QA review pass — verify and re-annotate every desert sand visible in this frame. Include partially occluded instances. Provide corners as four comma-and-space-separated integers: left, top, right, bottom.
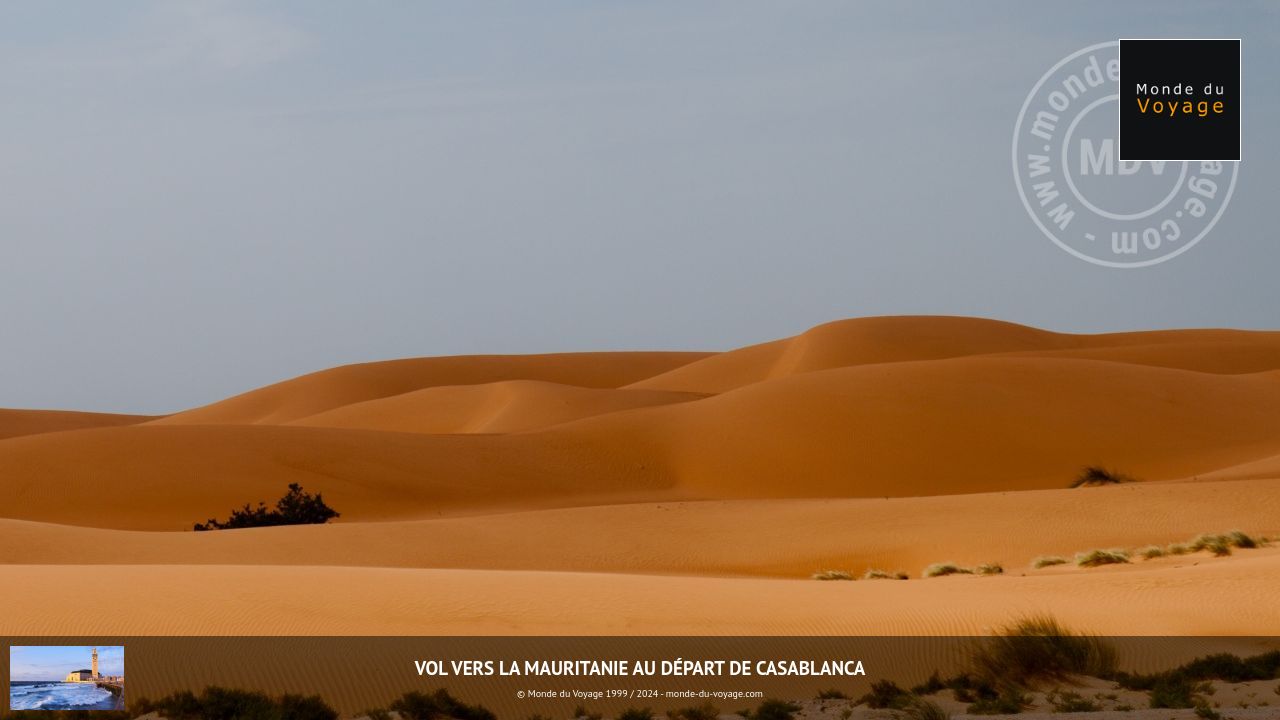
2, 316, 1279, 637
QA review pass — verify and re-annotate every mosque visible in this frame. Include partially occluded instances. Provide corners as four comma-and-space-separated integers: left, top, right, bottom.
64, 648, 115, 683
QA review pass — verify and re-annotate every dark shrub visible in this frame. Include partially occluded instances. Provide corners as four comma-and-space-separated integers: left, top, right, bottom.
857, 680, 912, 709
617, 707, 654, 720
1149, 675, 1197, 709
392, 689, 496, 720
970, 615, 1117, 686
966, 688, 1028, 715
1071, 466, 1134, 487
666, 703, 718, 720
816, 688, 848, 699
195, 483, 340, 531
751, 699, 801, 720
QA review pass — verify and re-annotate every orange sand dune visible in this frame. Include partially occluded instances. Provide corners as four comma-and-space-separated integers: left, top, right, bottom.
617, 357, 1280, 499
5, 316, 1280, 638
152, 351, 710, 425
991, 340, 1280, 375
289, 380, 705, 434
3, 479, 1277, 578
3, 552, 1278, 636
0, 408, 153, 441
0, 423, 672, 530
629, 316, 1280, 393
4, 357, 1280, 530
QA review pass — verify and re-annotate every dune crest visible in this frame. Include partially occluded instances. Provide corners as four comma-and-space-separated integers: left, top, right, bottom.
289, 380, 706, 434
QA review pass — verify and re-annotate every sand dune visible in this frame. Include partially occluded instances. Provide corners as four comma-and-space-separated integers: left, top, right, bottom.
4, 478, 1277, 578
629, 316, 1280, 393
151, 351, 710, 425
0, 408, 152, 441
4, 356, 1280, 530
3, 552, 1278, 636
0, 423, 674, 530
4, 316, 1280, 637
290, 380, 705, 434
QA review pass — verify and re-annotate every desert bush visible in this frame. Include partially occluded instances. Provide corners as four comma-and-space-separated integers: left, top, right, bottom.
862, 568, 909, 580
970, 615, 1117, 687
131, 686, 337, 720
1195, 704, 1223, 719
1075, 548, 1130, 567
1148, 675, 1198, 709
750, 699, 801, 720
1071, 466, 1133, 488
903, 699, 952, 720
965, 688, 1028, 715
666, 704, 718, 720
1190, 534, 1232, 556
975, 562, 1003, 576
1139, 544, 1166, 559
573, 705, 603, 720
392, 690, 496, 720
923, 562, 973, 578
1167, 542, 1193, 555
1031, 555, 1068, 569
194, 483, 340, 531
815, 689, 848, 699
616, 710, 653, 720
1046, 689, 1101, 712
857, 680, 912, 709
911, 671, 947, 696
1227, 529, 1260, 548
811, 569, 853, 580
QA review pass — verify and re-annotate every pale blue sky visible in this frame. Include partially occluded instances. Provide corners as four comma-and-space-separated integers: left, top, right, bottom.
2, 1, 1277, 414
9, 646, 125, 681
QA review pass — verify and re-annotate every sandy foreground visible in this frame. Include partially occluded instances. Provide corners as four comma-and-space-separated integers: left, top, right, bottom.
1, 316, 1279, 637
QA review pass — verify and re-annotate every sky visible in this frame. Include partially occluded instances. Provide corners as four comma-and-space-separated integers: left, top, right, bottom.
9, 646, 125, 681
1, 1, 1278, 414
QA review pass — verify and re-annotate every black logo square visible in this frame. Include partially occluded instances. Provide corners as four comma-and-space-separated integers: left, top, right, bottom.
1119, 39, 1240, 161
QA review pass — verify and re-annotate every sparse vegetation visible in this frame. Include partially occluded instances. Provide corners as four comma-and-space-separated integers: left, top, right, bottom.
965, 688, 1028, 715
131, 687, 339, 720
617, 708, 654, 720
666, 703, 718, 720
1138, 544, 1166, 559
573, 705, 603, 720
750, 699, 800, 720
194, 483, 340, 531
857, 680, 913, 710
392, 690, 496, 720
903, 698, 951, 720
1190, 533, 1233, 557
1070, 465, 1134, 488
815, 689, 848, 700
970, 615, 1117, 687
1031, 555, 1068, 569
1075, 548, 1130, 567
975, 562, 1004, 576
923, 562, 973, 578
1045, 689, 1102, 712
1195, 703, 1224, 719
811, 569, 854, 581
862, 568, 909, 580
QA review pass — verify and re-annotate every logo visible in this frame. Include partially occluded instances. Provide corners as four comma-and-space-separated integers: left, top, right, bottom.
1012, 41, 1237, 268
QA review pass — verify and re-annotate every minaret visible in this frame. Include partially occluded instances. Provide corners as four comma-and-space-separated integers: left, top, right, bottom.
92, 648, 99, 679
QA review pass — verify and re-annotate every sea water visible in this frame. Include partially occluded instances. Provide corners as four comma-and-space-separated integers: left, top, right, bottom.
8, 681, 123, 711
